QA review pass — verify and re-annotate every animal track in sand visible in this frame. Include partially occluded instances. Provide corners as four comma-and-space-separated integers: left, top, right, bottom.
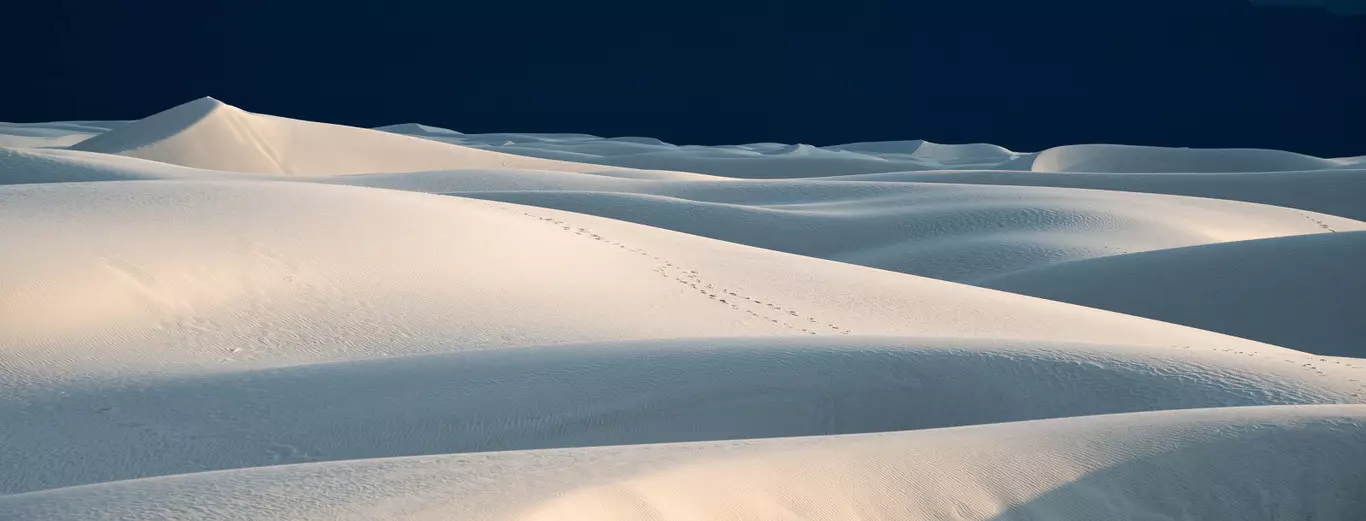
509, 208, 854, 336
1297, 211, 1338, 233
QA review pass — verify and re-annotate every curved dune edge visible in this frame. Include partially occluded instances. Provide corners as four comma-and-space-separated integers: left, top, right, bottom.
64, 97, 690, 177
1029, 143, 1339, 173
822, 167, 1366, 221
5, 146, 1362, 284
2, 336, 1361, 494
4, 179, 1315, 384
415, 184, 1362, 282
981, 231, 1366, 357
3, 405, 1362, 521
10, 102, 1355, 179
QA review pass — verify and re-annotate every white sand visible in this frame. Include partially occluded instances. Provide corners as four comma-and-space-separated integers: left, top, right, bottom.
981, 231, 1366, 356
67, 97, 682, 177
1, 98, 1362, 519
4, 406, 1363, 520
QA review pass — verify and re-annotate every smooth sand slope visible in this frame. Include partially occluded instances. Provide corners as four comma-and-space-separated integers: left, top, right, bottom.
982, 231, 1366, 357
404, 180, 1362, 282
67, 97, 693, 176
3, 406, 1363, 521
3, 336, 1361, 494
832, 168, 1366, 222
5, 179, 1299, 381
376, 123, 1366, 218
0, 121, 108, 148
382, 123, 1357, 175
376, 130, 1030, 177
2, 99, 1363, 519
7, 143, 1360, 283
0, 146, 256, 184
1028, 143, 1342, 173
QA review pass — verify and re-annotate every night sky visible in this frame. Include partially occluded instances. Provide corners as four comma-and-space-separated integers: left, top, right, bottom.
4, 0, 1363, 156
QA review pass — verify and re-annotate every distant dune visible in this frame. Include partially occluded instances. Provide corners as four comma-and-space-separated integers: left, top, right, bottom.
68, 97, 664, 175
1029, 143, 1340, 173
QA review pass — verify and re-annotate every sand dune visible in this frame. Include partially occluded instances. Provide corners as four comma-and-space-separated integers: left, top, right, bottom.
10, 139, 1358, 283
0, 146, 255, 184
827, 139, 1018, 162
3, 336, 1360, 494
0, 124, 98, 148
67, 98, 672, 176
381, 126, 1033, 176
460, 139, 1022, 177
380, 124, 1353, 178
372, 123, 464, 136
1029, 143, 1342, 173
982, 231, 1366, 357
4, 405, 1362, 521
0, 145, 713, 186
5, 179, 1297, 382
2, 100, 1362, 519
394, 180, 1362, 282
831, 168, 1366, 221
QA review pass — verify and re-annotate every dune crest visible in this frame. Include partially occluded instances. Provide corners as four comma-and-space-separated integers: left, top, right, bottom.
69, 97, 643, 175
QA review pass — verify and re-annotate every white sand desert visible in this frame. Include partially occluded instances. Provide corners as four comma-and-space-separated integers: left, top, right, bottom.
1, 97, 1363, 520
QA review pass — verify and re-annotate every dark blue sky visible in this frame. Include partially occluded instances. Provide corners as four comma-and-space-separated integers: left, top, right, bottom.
4, 0, 1363, 155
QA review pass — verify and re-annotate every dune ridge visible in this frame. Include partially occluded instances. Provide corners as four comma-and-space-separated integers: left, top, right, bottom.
4, 406, 1363, 521
68, 97, 675, 176
981, 231, 1366, 356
